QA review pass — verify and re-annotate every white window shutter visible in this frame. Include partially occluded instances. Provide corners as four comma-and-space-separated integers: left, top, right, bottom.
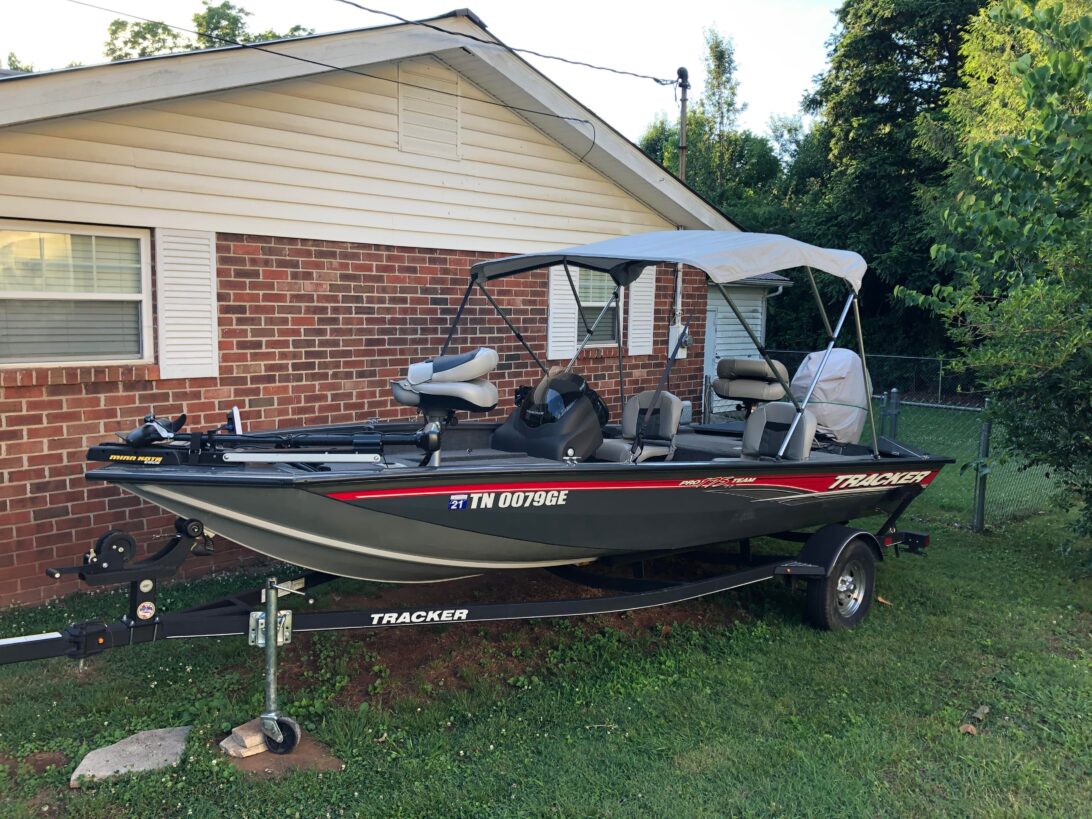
547, 265, 578, 360
627, 266, 656, 356
155, 229, 219, 379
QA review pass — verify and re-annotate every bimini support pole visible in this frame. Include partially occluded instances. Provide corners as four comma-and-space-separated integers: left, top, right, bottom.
853, 297, 881, 459
439, 280, 476, 356
805, 267, 833, 339
711, 280, 800, 412
565, 288, 620, 373
777, 291, 856, 458
474, 280, 548, 375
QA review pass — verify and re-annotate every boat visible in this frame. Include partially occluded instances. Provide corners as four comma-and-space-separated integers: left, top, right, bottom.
82, 231, 950, 584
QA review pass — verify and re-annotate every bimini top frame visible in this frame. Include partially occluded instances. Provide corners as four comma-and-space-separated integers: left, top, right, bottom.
449, 231, 879, 459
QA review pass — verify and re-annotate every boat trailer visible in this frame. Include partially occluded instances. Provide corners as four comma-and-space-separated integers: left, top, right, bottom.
0, 517, 927, 754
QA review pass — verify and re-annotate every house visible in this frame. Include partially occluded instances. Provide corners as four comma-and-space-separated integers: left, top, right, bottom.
0, 10, 784, 606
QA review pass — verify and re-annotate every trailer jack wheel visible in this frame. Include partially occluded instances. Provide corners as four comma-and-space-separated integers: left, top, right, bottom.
263, 716, 301, 755
805, 537, 876, 631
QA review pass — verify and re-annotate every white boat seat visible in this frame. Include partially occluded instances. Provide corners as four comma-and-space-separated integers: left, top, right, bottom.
392, 347, 499, 414
713, 358, 788, 414
742, 401, 817, 460
596, 390, 683, 463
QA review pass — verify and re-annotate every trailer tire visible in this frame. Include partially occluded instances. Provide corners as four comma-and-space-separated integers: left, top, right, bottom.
264, 717, 301, 755
805, 537, 875, 631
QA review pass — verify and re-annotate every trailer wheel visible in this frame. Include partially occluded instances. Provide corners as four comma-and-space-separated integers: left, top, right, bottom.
805, 538, 875, 630
263, 717, 301, 755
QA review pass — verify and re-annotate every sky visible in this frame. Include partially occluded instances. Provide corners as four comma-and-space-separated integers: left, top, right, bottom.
1, 0, 841, 141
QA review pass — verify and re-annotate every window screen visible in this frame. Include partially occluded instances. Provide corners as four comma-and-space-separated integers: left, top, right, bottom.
0, 226, 147, 364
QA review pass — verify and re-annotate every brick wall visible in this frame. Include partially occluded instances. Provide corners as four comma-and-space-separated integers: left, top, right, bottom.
0, 233, 706, 607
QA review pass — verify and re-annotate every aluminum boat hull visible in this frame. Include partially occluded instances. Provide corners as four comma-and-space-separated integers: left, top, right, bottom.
92, 457, 946, 583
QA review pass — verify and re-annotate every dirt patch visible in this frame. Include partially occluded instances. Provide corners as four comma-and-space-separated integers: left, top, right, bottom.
0, 752, 16, 781
279, 566, 741, 709
24, 751, 69, 775
226, 735, 343, 778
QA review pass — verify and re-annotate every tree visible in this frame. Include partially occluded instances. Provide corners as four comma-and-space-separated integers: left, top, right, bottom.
4, 52, 34, 72
801, 0, 987, 346
638, 30, 786, 230
905, 0, 1092, 529
104, 1, 313, 61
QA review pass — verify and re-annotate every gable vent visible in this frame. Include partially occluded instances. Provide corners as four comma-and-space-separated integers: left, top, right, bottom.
398, 58, 461, 160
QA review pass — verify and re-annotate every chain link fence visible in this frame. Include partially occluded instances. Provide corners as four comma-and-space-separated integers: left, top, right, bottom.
765, 351, 1057, 530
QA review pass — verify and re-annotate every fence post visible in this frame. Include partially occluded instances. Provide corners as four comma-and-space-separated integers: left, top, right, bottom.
888, 387, 900, 440
972, 397, 992, 533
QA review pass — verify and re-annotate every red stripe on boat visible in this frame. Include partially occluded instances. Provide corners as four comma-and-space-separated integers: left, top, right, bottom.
325, 469, 939, 502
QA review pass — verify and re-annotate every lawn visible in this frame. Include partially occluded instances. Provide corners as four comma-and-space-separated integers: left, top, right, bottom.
0, 500, 1088, 817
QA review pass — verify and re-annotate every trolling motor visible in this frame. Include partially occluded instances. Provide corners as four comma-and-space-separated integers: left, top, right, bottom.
122, 413, 187, 447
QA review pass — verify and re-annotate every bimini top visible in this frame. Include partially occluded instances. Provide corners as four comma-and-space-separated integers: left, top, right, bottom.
471, 230, 868, 292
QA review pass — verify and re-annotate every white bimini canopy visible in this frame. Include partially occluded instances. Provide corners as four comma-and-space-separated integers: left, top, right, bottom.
470, 231, 868, 292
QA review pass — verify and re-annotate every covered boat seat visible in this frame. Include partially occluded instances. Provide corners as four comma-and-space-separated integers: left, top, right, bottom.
392, 347, 499, 415
713, 358, 789, 416
742, 401, 817, 460
596, 390, 683, 463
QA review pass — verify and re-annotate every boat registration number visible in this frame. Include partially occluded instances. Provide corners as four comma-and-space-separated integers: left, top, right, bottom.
449, 490, 569, 510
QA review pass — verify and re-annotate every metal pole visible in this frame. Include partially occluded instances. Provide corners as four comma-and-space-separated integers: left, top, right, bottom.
972, 398, 992, 533
673, 67, 689, 328
677, 67, 689, 183
711, 280, 801, 412
260, 577, 282, 744
439, 280, 475, 356
777, 292, 855, 457
852, 297, 880, 458
889, 388, 900, 440
475, 281, 548, 374
806, 268, 833, 339
565, 289, 620, 373
702, 375, 712, 424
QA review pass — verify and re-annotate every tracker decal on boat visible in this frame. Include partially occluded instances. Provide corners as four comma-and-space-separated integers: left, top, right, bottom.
369, 609, 468, 625
328, 470, 939, 502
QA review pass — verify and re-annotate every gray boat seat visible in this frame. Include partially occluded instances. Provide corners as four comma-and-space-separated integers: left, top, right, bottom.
742, 401, 817, 460
713, 358, 788, 416
392, 347, 499, 414
596, 390, 683, 463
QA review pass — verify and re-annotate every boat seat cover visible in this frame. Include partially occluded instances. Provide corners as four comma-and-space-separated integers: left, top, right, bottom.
391, 377, 498, 411
742, 401, 817, 460
595, 390, 682, 463
406, 347, 498, 385
789, 348, 871, 444
712, 357, 788, 403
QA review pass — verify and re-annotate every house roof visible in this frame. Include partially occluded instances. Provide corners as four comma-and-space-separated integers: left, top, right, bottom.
0, 9, 740, 233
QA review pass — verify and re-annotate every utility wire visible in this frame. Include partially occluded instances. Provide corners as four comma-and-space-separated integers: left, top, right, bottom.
332, 0, 678, 86
63, 0, 603, 158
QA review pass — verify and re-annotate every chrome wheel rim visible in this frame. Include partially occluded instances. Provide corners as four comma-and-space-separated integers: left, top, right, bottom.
835, 561, 866, 617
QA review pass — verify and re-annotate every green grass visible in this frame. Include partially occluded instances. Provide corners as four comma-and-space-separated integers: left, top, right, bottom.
0, 506, 1088, 817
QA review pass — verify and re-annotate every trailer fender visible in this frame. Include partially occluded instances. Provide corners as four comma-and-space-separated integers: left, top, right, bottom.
796, 525, 882, 576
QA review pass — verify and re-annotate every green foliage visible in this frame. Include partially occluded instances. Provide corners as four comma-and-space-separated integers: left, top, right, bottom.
794, 0, 987, 347
4, 52, 34, 72
638, 30, 793, 233
906, 0, 1092, 529
104, 1, 314, 61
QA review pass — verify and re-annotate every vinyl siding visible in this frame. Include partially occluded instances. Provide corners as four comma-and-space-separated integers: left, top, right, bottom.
0, 57, 672, 252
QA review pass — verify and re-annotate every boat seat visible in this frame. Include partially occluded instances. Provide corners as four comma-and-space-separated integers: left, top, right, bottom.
595, 390, 683, 463
712, 358, 789, 416
392, 347, 499, 414
742, 401, 817, 460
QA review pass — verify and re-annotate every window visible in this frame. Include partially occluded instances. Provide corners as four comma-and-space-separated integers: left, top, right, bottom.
0, 221, 152, 365
576, 269, 621, 345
